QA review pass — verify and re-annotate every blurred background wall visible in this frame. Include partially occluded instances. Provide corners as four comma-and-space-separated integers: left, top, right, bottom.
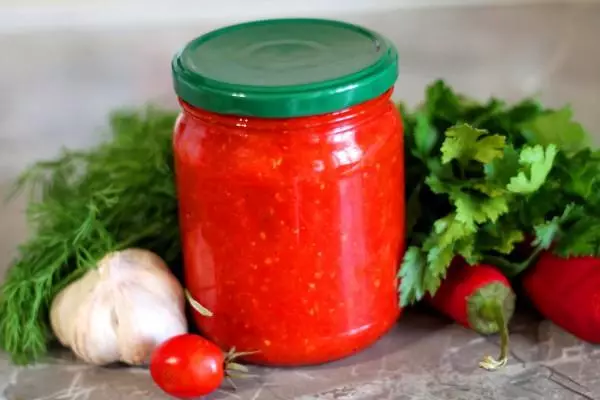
2, 0, 599, 32
1, 0, 598, 176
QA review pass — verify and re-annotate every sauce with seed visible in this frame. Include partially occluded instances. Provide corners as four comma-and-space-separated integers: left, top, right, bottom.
174, 90, 405, 366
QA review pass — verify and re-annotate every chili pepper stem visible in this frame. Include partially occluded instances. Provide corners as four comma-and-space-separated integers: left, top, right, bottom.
478, 302, 509, 371
466, 282, 515, 372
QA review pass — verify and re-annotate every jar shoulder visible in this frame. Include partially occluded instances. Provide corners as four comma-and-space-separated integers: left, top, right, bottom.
173, 102, 402, 180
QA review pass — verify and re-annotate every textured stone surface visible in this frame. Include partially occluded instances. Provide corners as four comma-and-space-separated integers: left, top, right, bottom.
1, 3, 600, 399
2, 312, 600, 399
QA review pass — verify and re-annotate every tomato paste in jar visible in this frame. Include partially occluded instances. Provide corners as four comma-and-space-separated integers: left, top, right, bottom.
172, 19, 404, 366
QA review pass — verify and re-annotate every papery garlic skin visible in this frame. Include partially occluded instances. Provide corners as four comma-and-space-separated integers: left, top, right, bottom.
50, 249, 188, 366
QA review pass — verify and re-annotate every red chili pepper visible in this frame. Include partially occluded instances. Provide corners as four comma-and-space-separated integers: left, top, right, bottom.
428, 261, 516, 370
523, 251, 600, 343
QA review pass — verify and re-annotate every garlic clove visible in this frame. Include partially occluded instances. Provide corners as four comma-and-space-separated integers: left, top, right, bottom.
50, 268, 102, 348
70, 283, 121, 365
113, 284, 187, 365
97, 249, 187, 365
99, 249, 184, 304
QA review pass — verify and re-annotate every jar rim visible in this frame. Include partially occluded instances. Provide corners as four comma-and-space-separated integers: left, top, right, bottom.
178, 89, 395, 131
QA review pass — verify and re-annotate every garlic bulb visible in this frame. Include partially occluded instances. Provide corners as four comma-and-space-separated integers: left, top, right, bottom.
50, 248, 188, 365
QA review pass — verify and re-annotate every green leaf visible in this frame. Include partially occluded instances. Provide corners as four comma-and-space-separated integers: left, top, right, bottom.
493, 230, 525, 255
506, 144, 557, 194
398, 247, 427, 306
532, 203, 579, 249
427, 214, 474, 249
400, 211, 479, 306
484, 145, 520, 187
422, 214, 477, 295
454, 193, 509, 227
405, 184, 423, 238
466, 98, 507, 128
471, 183, 507, 197
553, 149, 600, 200
533, 218, 563, 250
532, 203, 600, 257
423, 80, 465, 121
424, 174, 450, 195
554, 216, 600, 258
477, 219, 525, 254
505, 98, 544, 123
425, 175, 510, 228
441, 124, 506, 165
456, 236, 480, 264
413, 112, 439, 159
397, 101, 417, 132
521, 107, 591, 153
424, 244, 456, 294
513, 182, 565, 227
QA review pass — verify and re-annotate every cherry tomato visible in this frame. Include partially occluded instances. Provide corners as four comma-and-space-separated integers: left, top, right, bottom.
150, 334, 225, 398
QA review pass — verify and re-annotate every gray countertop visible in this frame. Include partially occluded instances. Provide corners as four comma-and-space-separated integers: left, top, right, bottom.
3, 312, 600, 399
1, 3, 600, 399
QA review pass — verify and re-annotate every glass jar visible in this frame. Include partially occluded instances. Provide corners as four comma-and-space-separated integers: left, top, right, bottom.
172, 19, 405, 366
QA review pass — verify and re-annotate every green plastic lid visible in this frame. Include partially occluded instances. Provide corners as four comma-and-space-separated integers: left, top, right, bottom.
172, 18, 398, 118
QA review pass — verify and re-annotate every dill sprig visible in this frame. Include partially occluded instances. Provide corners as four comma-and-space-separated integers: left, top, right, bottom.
0, 107, 181, 364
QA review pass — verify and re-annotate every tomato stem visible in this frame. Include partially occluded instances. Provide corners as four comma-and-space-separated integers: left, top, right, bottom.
223, 347, 259, 381
226, 376, 238, 391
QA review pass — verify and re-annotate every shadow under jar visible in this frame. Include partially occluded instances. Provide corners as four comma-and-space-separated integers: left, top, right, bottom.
172, 18, 405, 366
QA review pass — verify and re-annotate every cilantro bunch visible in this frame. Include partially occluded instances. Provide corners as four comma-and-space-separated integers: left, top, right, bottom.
399, 80, 598, 307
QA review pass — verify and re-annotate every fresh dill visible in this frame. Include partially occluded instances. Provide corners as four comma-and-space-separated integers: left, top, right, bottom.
0, 107, 181, 364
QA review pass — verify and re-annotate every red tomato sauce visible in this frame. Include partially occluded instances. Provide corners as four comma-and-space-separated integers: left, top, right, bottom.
174, 89, 404, 366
